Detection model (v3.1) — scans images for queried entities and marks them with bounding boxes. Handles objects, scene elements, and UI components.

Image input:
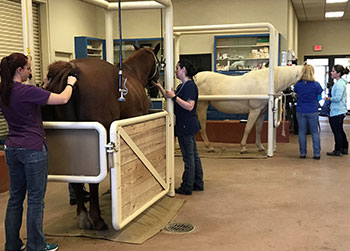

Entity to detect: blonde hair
[300,64,315,82]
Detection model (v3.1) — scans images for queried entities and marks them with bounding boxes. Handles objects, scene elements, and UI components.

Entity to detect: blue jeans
[296,112,321,157]
[177,135,204,192]
[4,145,48,251]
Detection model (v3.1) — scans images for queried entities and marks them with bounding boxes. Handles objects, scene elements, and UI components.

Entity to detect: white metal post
[105,9,114,64]
[157,0,175,197]
[21,0,35,84]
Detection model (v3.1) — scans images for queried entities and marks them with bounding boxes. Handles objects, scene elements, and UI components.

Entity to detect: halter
[148,50,160,82]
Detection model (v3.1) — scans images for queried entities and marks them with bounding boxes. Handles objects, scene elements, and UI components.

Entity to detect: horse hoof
[240,149,248,154]
[79,211,92,229]
[93,219,108,230]
[257,145,265,152]
[88,213,108,230]
[207,147,216,153]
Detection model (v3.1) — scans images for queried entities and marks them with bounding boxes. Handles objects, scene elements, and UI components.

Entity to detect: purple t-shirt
[0,81,51,151]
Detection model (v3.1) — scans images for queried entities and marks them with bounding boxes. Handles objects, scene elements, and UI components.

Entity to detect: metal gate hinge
[105,142,118,153]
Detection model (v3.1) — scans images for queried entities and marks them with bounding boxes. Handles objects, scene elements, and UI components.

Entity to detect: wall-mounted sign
[313,45,322,51]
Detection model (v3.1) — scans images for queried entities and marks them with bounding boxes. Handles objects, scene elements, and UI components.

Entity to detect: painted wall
[47,0,104,60]
[287,0,298,54]
[298,20,350,61]
[118,0,290,54]
[44,0,297,66]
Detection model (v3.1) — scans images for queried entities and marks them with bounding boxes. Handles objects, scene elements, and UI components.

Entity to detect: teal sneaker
[44,243,58,251]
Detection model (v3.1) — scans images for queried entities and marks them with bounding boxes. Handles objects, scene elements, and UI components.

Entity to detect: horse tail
[46,61,79,93]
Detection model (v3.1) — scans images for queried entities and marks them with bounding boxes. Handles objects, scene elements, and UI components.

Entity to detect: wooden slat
[117,116,167,221]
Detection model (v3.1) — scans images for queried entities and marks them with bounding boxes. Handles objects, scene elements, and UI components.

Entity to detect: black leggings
[329,114,348,151]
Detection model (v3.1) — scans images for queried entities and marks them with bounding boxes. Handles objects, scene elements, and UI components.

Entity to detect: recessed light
[325,11,344,18]
[326,0,348,3]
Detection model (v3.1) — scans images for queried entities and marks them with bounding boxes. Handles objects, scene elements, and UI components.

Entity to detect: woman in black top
[153,59,204,195]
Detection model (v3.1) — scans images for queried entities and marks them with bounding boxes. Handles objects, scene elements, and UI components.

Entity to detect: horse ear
[133,45,140,51]
[153,43,160,55]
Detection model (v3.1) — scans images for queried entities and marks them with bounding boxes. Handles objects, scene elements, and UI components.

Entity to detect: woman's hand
[152,80,162,89]
[166,88,175,99]
[67,76,77,86]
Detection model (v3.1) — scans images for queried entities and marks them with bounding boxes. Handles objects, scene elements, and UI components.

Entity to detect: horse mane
[274,65,304,92]
[46,61,78,93]
[125,48,152,64]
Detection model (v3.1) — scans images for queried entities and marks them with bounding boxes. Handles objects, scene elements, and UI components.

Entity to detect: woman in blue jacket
[294,65,323,159]
[326,64,350,156]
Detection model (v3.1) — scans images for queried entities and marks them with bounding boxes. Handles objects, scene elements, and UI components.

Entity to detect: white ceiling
[291,0,350,22]
[108,0,350,22]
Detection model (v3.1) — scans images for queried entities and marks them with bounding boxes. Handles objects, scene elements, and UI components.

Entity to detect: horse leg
[71,183,92,229]
[240,109,261,154]
[255,111,266,152]
[88,183,108,230]
[197,101,215,152]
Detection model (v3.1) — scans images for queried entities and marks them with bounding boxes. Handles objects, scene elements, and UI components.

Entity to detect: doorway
[304,55,350,110]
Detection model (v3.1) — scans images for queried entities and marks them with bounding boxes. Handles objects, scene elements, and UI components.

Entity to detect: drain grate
[164,222,195,233]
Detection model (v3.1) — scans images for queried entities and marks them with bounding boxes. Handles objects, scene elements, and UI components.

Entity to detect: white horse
[194,65,304,153]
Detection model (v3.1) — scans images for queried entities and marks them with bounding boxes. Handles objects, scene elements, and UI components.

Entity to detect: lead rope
[281,93,287,137]
[118,0,128,101]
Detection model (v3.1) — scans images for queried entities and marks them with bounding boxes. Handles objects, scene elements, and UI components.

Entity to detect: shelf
[214,34,276,75]
[75,36,106,60]
[217,57,269,61]
[216,44,269,49]
[87,48,102,51]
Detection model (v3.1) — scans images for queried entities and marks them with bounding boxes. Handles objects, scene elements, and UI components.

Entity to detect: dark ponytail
[333,64,350,77]
[178,59,198,79]
[0,53,28,105]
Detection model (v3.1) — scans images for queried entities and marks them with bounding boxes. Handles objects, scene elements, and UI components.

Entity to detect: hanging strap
[159,9,166,70]
[118,0,127,102]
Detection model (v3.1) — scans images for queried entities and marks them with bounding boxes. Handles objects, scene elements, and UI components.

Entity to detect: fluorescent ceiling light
[326,0,348,3]
[325,11,344,18]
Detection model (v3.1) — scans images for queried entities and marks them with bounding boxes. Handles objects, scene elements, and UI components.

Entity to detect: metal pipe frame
[43,121,108,183]
[173,22,279,157]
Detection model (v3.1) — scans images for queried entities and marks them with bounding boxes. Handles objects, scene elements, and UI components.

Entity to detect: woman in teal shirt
[326,64,350,156]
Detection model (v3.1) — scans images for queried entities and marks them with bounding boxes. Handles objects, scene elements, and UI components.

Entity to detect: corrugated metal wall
[0,0,42,138]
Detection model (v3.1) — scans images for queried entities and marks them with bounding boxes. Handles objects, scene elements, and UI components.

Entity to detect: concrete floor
[1,117,350,251]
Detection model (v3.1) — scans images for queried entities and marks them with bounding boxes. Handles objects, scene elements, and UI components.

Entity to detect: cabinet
[74,36,106,60]
[214,34,278,75]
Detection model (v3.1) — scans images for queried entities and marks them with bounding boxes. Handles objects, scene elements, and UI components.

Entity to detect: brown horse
[43,44,160,230]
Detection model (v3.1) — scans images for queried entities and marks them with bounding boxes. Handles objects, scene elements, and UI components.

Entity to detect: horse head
[131,43,161,97]
[45,61,79,93]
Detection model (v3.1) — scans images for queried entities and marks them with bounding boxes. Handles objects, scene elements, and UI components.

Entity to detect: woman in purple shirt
[0,53,77,251]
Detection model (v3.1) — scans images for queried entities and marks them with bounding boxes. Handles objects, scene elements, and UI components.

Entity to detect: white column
[164,2,175,197]
[105,9,114,64]
[21,0,35,84]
